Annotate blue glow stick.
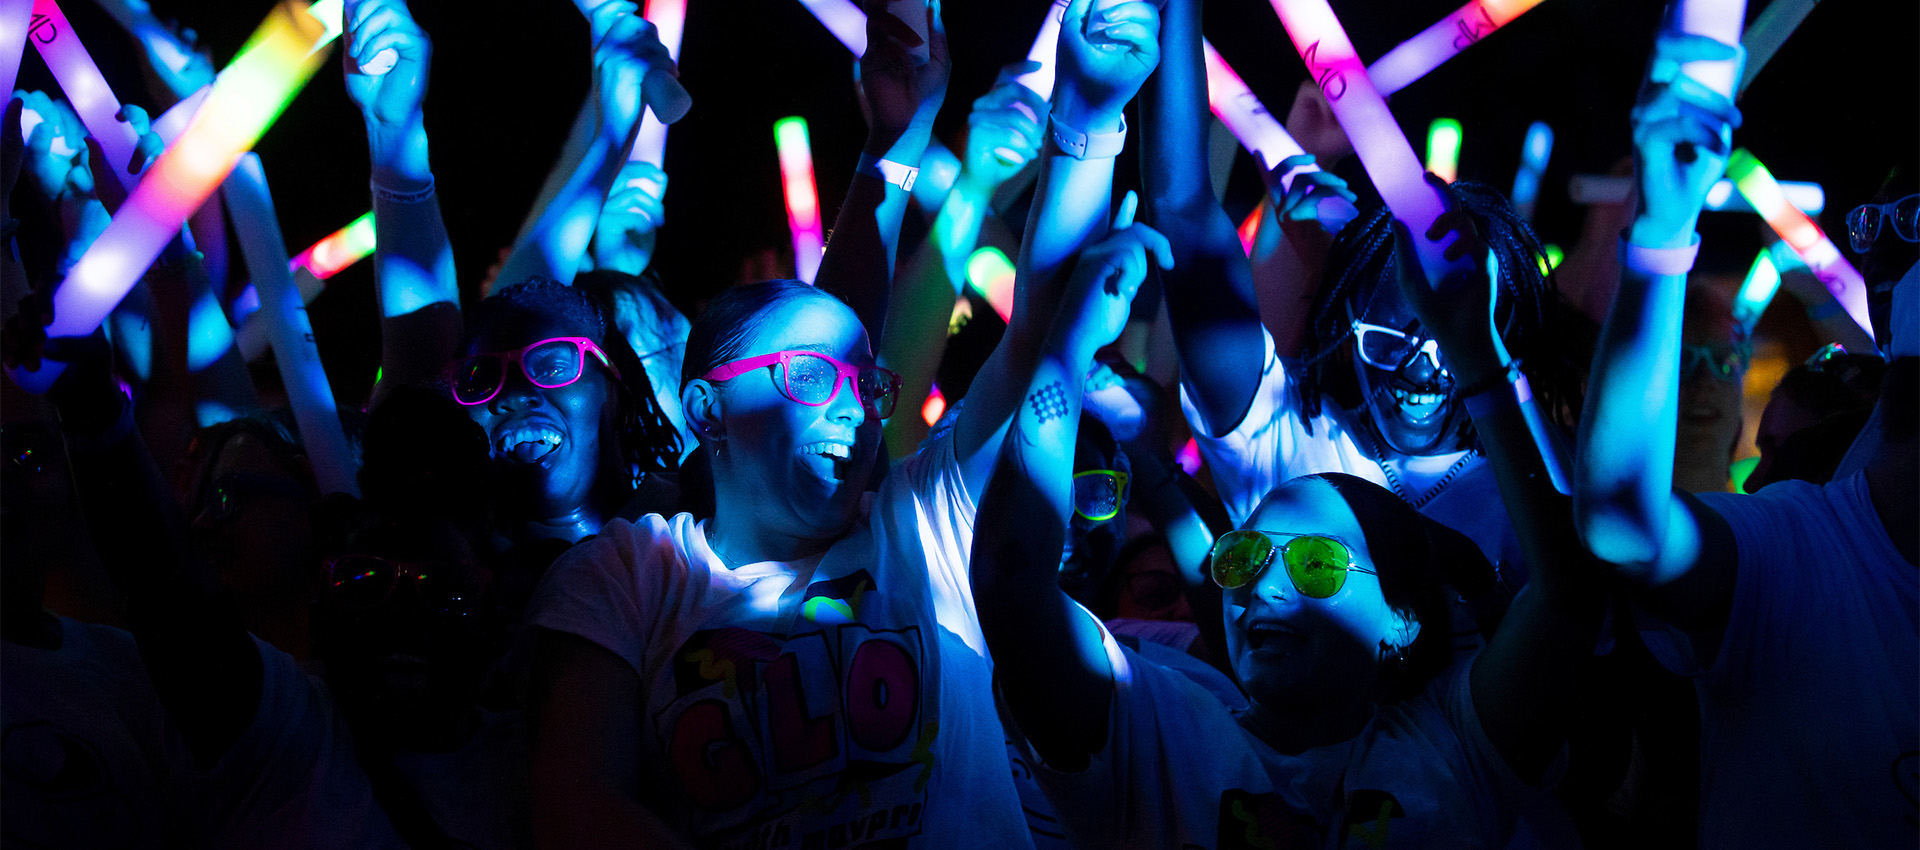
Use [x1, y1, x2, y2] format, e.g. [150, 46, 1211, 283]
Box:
[1509, 121, 1551, 221]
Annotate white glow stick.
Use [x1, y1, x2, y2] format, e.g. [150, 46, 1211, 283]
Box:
[27, 0, 143, 192]
[628, 0, 688, 165]
[1013, 0, 1069, 98]
[1567, 174, 1823, 213]
[151, 84, 209, 142]
[1266, 0, 1466, 282]
[1366, 0, 1548, 96]
[1509, 121, 1551, 221]
[1673, 0, 1746, 98]
[223, 154, 358, 496]
[0, 0, 29, 97]
[1738, 0, 1817, 96]
[796, 0, 866, 55]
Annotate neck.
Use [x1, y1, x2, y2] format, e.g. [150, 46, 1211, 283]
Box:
[1241, 685, 1376, 755]
[508, 502, 608, 545]
[708, 498, 838, 567]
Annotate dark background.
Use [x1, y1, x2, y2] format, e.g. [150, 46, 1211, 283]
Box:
[17, 0, 1917, 403]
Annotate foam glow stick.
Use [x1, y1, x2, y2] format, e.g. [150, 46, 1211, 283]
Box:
[1425, 118, 1461, 183]
[291, 211, 375, 279]
[1013, 0, 1069, 98]
[1266, 0, 1465, 282]
[1509, 121, 1552, 221]
[1202, 40, 1306, 173]
[1732, 248, 1779, 334]
[151, 85, 209, 142]
[1727, 148, 1871, 339]
[966, 246, 1015, 323]
[1738, 0, 1817, 96]
[0, 0, 30, 97]
[1673, 0, 1747, 98]
[629, 0, 687, 166]
[1366, 0, 1547, 96]
[774, 116, 824, 283]
[1567, 174, 1823, 213]
[224, 153, 357, 496]
[39, 0, 331, 345]
[921, 382, 946, 426]
[26, 0, 144, 192]
[1237, 204, 1263, 256]
[796, 0, 866, 54]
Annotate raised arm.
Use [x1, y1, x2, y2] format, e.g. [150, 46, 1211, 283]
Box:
[344, 0, 462, 401]
[973, 208, 1167, 770]
[1573, 33, 1743, 637]
[951, 0, 1158, 497]
[813, 0, 950, 336]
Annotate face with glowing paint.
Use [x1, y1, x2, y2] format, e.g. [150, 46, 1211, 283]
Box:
[460, 310, 619, 523]
[1222, 478, 1417, 713]
[1347, 275, 1462, 457]
[702, 295, 883, 541]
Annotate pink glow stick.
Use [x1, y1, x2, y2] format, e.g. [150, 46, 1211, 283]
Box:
[1673, 0, 1746, 98]
[0, 0, 30, 97]
[1366, 0, 1547, 96]
[921, 382, 946, 426]
[629, 0, 687, 165]
[290, 210, 375, 279]
[774, 116, 824, 283]
[796, 0, 866, 55]
[1014, 0, 1069, 98]
[27, 0, 143, 192]
[1727, 148, 1871, 340]
[1266, 0, 1466, 283]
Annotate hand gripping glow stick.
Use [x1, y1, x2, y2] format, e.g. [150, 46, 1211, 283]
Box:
[1732, 247, 1779, 334]
[290, 210, 375, 279]
[1567, 174, 1823, 213]
[0, 0, 30, 97]
[1737, 0, 1817, 97]
[1366, 0, 1546, 96]
[1509, 121, 1552, 221]
[966, 245, 1016, 323]
[629, 0, 687, 166]
[1265, 0, 1467, 283]
[1425, 118, 1461, 183]
[1672, 0, 1746, 98]
[26, 0, 144, 192]
[224, 153, 358, 496]
[774, 116, 824, 283]
[1013, 0, 1069, 98]
[38, 0, 331, 344]
[796, 0, 866, 55]
[1726, 149, 1870, 339]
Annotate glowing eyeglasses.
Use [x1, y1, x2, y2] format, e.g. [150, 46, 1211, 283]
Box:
[702, 350, 901, 419]
[1210, 530, 1376, 598]
[323, 553, 484, 616]
[1072, 469, 1129, 522]
[1351, 321, 1447, 373]
[1845, 193, 1920, 255]
[446, 337, 620, 407]
[1679, 341, 1750, 382]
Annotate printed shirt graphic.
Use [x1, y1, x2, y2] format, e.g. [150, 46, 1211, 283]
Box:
[530, 435, 1035, 850]
[1028, 626, 1547, 850]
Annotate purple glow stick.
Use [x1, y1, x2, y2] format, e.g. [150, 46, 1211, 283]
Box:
[151, 85, 208, 143]
[796, 0, 866, 55]
[1367, 0, 1547, 96]
[0, 0, 30, 97]
[27, 0, 142, 192]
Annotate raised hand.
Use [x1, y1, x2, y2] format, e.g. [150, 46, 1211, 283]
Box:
[1054, 0, 1160, 129]
[590, 160, 668, 275]
[858, 0, 950, 157]
[961, 62, 1047, 191]
[344, 0, 432, 128]
[588, 1, 675, 143]
[1052, 192, 1173, 360]
[1268, 153, 1358, 234]
[1630, 32, 1742, 249]
[15, 92, 90, 208]
[1395, 174, 1505, 385]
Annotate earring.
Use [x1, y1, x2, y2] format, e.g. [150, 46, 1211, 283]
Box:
[1378, 640, 1409, 674]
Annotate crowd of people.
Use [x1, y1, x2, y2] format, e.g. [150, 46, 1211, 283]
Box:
[0, 0, 1913, 847]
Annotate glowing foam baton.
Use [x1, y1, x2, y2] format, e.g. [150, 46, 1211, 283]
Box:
[1202, 40, 1305, 174]
[774, 116, 824, 283]
[1013, 0, 1069, 98]
[290, 210, 375, 279]
[1425, 118, 1461, 183]
[26, 0, 145, 192]
[1567, 174, 1823, 213]
[151, 85, 209, 142]
[628, 0, 689, 166]
[1738, 0, 1817, 97]
[921, 382, 946, 426]
[1509, 121, 1552, 221]
[966, 245, 1015, 323]
[1266, 0, 1467, 283]
[1732, 247, 1779, 334]
[39, 0, 331, 344]
[796, 0, 866, 54]
[1727, 149, 1869, 338]
[1673, 0, 1746, 98]
[0, 0, 29, 97]
[1366, 0, 1547, 96]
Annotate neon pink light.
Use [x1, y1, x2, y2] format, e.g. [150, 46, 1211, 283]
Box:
[27, 0, 143, 192]
[774, 116, 823, 283]
[1202, 41, 1306, 173]
[1366, 0, 1545, 96]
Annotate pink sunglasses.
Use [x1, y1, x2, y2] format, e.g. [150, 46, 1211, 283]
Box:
[446, 336, 621, 406]
[701, 350, 901, 418]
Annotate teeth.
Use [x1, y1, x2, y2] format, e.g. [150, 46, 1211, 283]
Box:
[1391, 388, 1445, 406]
[497, 425, 562, 453]
[799, 441, 852, 460]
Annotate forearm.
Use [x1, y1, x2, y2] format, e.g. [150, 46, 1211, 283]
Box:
[177, 251, 260, 424]
[814, 129, 928, 336]
[499, 94, 632, 288]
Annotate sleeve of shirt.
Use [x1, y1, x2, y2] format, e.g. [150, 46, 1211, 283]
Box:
[525, 517, 677, 678]
[876, 428, 982, 646]
[1178, 327, 1296, 527]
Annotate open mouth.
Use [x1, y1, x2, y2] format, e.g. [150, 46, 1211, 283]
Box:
[1243, 620, 1304, 654]
[496, 423, 563, 464]
[1388, 385, 1449, 423]
[798, 440, 854, 480]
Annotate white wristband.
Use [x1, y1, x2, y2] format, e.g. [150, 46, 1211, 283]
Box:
[856, 153, 918, 192]
[1049, 114, 1127, 160]
[1620, 234, 1700, 276]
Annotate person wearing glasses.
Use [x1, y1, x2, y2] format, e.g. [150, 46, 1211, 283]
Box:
[1574, 31, 1917, 850]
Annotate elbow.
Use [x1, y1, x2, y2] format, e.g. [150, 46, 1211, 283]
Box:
[1574, 492, 1664, 572]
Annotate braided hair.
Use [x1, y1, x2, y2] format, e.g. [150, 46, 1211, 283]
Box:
[465, 278, 681, 482]
[1294, 181, 1582, 441]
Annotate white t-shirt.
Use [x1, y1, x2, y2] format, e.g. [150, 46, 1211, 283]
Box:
[528, 433, 1038, 849]
[1030, 629, 1547, 850]
[1643, 472, 1918, 849]
[1, 618, 202, 849]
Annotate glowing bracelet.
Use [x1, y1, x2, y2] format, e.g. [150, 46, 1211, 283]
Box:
[1425, 118, 1461, 183]
[1567, 174, 1824, 214]
[1727, 148, 1871, 339]
[629, 0, 688, 166]
[796, 0, 866, 55]
[966, 245, 1015, 323]
[1738, 0, 1817, 97]
[1733, 247, 1779, 335]
[1013, 0, 1069, 99]
[1509, 121, 1551, 221]
[1366, 0, 1547, 96]
[290, 210, 375, 279]
[1620, 235, 1699, 276]
[774, 116, 824, 283]
[27, 0, 144, 192]
[1265, 0, 1467, 283]
[225, 153, 357, 496]
[0, 0, 30, 97]
[1672, 0, 1746, 98]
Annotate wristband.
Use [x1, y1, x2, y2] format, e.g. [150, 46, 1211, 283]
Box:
[1620, 233, 1700, 276]
[1461, 366, 1531, 422]
[855, 153, 918, 192]
[1048, 114, 1127, 160]
[371, 177, 436, 205]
